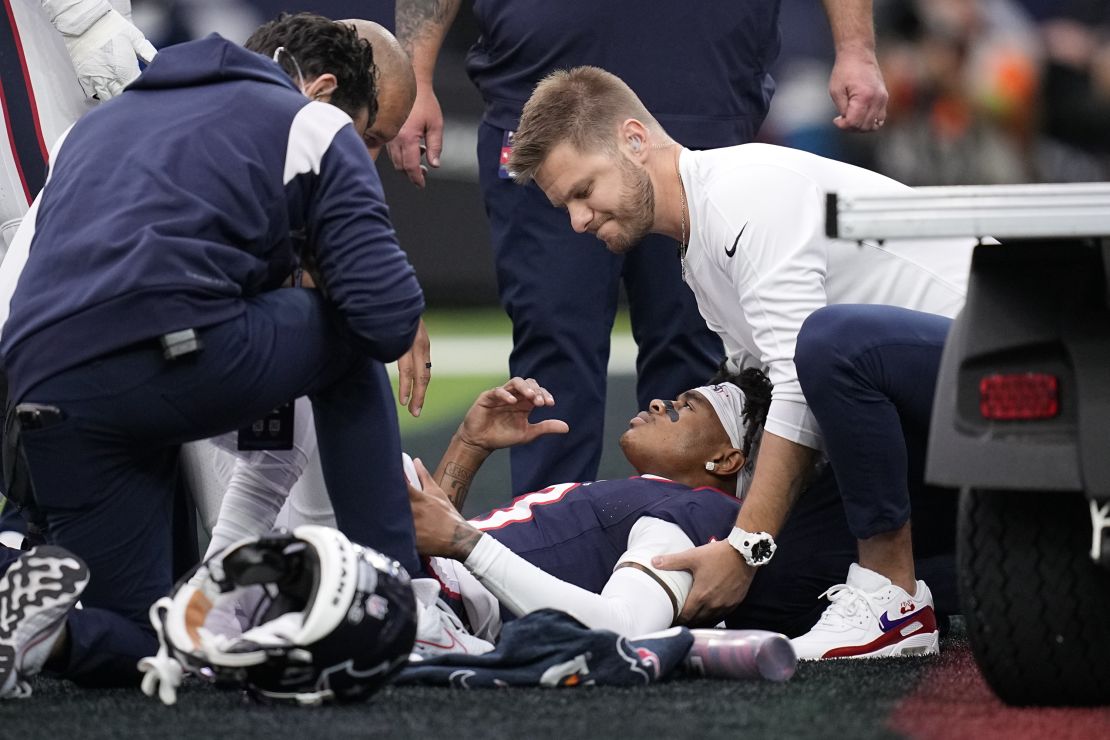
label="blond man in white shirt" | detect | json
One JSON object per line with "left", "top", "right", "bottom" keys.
{"left": 507, "top": 66, "right": 976, "bottom": 659}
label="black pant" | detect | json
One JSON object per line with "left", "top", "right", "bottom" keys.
{"left": 12, "top": 289, "right": 415, "bottom": 685}
{"left": 727, "top": 465, "right": 855, "bottom": 636}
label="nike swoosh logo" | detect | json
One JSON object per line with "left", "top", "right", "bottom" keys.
{"left": 878, "top": 610, "right": 920, "bottom": 632}
{"left": 416, "top": 627, "right": 466, "bottom": 653}
{"left": 725, "top": 222, "right": 748, "bottom": 258}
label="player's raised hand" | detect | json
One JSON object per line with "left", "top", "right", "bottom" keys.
{"left": 408, "top": 457, "right": 482, "bottom": 559}
{"left": 653, "top": 540, "right": 754, "bottom": 626}
{"left": 457, "top": 377, "right": 569, "bottom": 452}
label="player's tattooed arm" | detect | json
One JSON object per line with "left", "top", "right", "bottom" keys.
{"left": 396, "top": 0, "right": 460, "bottom": 57}
{"left": 434, "top": 439, "right": 489, "bottom": 511}
{"left": 449, "top": 520, "right": 483, "bottom": 560}
{"left": 433, "top": 377, "right": 563, "bottom": 509}
{"left": 409, "top": 457, "right": 484, "bottom": 559}
{"left": 392, "top": 0, "right": 460, "bottom": 185}
{"left": 441, "top": 461, "right": 476, "bottom": 510}
{"left": 430, "top": 378, "right": 566, "bottom": 511}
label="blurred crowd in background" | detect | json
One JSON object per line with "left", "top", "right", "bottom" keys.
{"left": 125, "top": 0, "right": 1110, "bottom": 303}
{"left": 769, "top": 0, "right": 1110, "bottom": 185}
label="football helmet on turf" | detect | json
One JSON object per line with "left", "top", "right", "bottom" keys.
{"left": 138, "top": 525, "right": 416, "bottom": 705}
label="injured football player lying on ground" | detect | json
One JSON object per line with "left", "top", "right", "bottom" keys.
{"left": 403, "top": 371, "right": 858, "bottom": 657}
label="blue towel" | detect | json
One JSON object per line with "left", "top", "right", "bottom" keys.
{"left": 396, "top": 609, "right": 692, "bottom": 688}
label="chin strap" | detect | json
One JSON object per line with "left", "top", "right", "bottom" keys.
{"left": 138, "top": 597, "right": 184, "bottom": 706}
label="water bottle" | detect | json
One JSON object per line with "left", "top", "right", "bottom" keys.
{"left": 684, "top": 628, "right": 797, "bottom": 682}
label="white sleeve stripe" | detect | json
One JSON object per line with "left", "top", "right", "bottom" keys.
{"left": 282, "top": 101, "right": 353, "bottom": 185}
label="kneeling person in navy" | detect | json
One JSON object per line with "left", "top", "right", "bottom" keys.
{"left": 0, "top": 14, "right": 423, "bottom": 694}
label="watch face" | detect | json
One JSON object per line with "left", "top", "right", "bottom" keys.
{"left": 750, "top": 539, "right": 774, "bottom": 564}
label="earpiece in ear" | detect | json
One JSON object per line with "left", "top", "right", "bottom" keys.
{"left": 630, "top": 137, "right": 642, "bottom": 152}
{"left": 704, "top": 461, "right": 717, "bottom": 472}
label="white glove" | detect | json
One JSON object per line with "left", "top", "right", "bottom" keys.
{"left": 42, "top": 1, "right": 157, "bottom": 100}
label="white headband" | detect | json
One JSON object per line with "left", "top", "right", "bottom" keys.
{"left": 691, "top": 382, "right": 747, "bottom": 450}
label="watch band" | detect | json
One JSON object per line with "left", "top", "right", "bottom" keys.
{"left": 727, "top": 527, "right": 777, "bottom": 567}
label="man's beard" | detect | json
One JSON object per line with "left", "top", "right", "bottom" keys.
{"left": 601, "top": 158, "right": 656, "bottom": 254}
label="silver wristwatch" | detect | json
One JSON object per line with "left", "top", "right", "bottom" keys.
{"left": 726, "top": 527, "right": 777, "bottom": 567}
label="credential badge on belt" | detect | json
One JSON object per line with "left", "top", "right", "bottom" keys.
{"left": 238, "top": 401, "right": 295, "bottom": 451}
{"left": 498, "top": 130, "right": 515, "bottom": 179}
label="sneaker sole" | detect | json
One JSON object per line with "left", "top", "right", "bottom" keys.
{"left": 837, "top": 630, "right": 940, "bottom": 660}
{"left": 0, "top": 546, "right": 90, "bottom": 697}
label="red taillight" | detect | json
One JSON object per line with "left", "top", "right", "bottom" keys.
{"left": 979, "top": 373, "right": 1059, "bottom": 420}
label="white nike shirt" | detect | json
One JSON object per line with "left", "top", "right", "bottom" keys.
{"left": 680, "top": 144, "right": 975, "bottom": 450}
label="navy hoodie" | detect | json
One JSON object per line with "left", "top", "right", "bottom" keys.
{"left": 1, "top": 35, "right": 424, "bottom": 401}
{"left": 466, "top": 0, "right": 782, "bottom": 148}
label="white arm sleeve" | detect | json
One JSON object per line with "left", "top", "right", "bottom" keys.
{"left": 203, "top": 458, "right": 291, "bottom": 559}
{"left": 462, "top": 517, "right": 696, "bottom": 636}
{"left": 203, "top": 398, "right": 316, "bottom": 558}
{"left": 614, "top": 516, "right": 696, "bottom": 618}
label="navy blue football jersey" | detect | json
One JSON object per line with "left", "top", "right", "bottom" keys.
{"left": 469, "top": 475, "right": 741, "bottom": 594}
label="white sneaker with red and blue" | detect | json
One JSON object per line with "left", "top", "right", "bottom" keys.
{"left": 791, "top": 563, "right": 939, "bottom": 660}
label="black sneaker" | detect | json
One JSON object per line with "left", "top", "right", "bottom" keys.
{"left": 0, "top": 546, "right": 89, "bottom": 698}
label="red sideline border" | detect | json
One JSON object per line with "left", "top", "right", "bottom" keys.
{"left": 887, "top": 642, "right": 1110, "bottom": 739}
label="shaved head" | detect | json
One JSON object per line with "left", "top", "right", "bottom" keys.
{"left": 340, "top": 19, "right": 416, "bottom": 158}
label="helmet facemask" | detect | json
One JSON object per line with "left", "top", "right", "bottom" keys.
{"left": 139, "top": 525, "right": 416, "bottom": 705}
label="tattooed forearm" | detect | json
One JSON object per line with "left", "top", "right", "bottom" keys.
{"left": 396, "top": 0, "right": 460, "bottom": 53}
{"left": 443, "top": 461, "right": 475, "bottom": 509}
{"left": 450, "top": 521, "right": 482, "bottom": 559}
